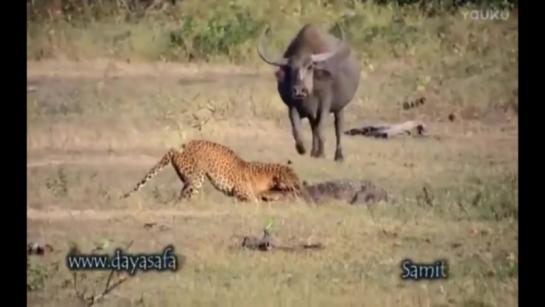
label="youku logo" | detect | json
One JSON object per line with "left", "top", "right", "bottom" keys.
{"left": 461, "top": 9, "right": 510, "bottom": 21}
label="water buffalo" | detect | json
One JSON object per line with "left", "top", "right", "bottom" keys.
{"left": 257, "top": 24, "right": 361, "bottom": 161}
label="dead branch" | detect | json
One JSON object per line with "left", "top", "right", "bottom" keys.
{"left": 422, "top": 186, "right": 434, "bottom": 207}
{"left": 72, "top": 240, "right": 134, "bottom": 307}
{"left": 89, "top": 274, "right": 130, "bottom": 306}
{"left": 72, "top": 271, "right": 86, "bottom": 303}
{"left": 240, "top": 229, "right": 324, "bottom": 252}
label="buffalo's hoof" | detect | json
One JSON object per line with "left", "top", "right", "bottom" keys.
{"left": 311, "top": 151, "right": 325, "bottom": 158}
{"left": 334, "top": 151, "right": 344, "bottom": 162}
{"left": 296, "top": 143, "right": 306, "bottom": 155}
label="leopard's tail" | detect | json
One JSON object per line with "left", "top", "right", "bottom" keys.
{"left": 121, "top": 148, "right": 179, "bottom": 199}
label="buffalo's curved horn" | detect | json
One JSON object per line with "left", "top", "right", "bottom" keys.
{"left": 311, "top": 25, "right": 349, "bottom": 63}
{"left": 257, "top": 26, "right": 288, "bottom": 66}
{"left": 310, "top": 49, "right": 338, "bottom": 62}
{"left": 311, "top": 43, "right": 348, "bottom": 63}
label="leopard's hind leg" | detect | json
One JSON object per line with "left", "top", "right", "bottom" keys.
{"left": 178, "top": 170, "right": 206, "bottom": 201}
{"left": 171, "top": 156, "right": 205, "bottom": 202}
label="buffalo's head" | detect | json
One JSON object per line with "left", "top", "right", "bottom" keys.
{"left": 257, "top": 25, "right": 348, "bottom": 100}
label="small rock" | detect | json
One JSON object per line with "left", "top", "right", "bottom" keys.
{"left": 480, "top": 229, "right": 491, "bottom": 236}
{"left": 144, "top": 223, "right": 157, "bottom": 229}
{"left": 28, "top": 242, "right": 54, "bottom": 256}
{"left": 451, "top": 242, "right": 462, "bottom": 249}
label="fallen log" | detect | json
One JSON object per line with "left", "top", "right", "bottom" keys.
{"left": 344, "top": 120, "right": 426, "bottom": 138}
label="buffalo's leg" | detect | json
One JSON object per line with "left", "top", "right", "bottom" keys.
{"left": 333, "top": 109, "right": 345, "bottom": 162}
{"left": 311, "top": 109, "right": 327, "bottom": 158}
{"left": 289, "top": 107, "right": 306, "bottom": 155}
{"left": 316, "top": 123, "right": 326, "bottom": 158}
{"left": 310, "top": 120, "right": 320, "bottom": 157}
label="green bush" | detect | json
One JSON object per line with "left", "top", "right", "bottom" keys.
{"left": 168, "top": 6, "right": 264, "bottom": 61}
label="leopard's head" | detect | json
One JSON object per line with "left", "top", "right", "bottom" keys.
{"left": 271, "top": 166, "right": 298, "bottom": 190}
{"left": 271, "top": 166, "right": 314, "bottom": 203}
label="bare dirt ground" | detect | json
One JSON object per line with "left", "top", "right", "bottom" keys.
{"left": 27, "top": 59, "right": 517, "bottom": 307}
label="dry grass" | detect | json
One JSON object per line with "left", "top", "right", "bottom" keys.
{"left": 27, "top": 54, "right": 517, "bottom": 306}
{"left": 28, "top": 1, "right": 518, "bottom": 111}
{"left": 28, "top": 207, "right": 517, "bottom": 306}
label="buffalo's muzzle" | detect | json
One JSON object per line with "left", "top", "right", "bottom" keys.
{"left": 292, "top": 87, "right": 308, "bottom": 99}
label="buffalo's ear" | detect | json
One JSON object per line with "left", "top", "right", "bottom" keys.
{"left": 274, "top": 67, "right": 286, "bottom": 82}
{"left": 314, "top": 68, "right": 333, "bottom": 80}
{"left": 312, "top": 62, "right": 333, "bottom": 80}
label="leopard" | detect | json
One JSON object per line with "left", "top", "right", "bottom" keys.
{"left": 121, "top": 139, "right": 311, "bottom": 203}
